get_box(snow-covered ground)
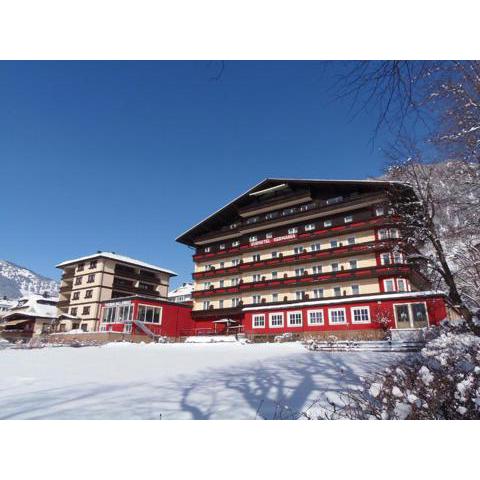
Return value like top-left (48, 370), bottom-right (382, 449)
top-left (0, 342), bottom-right (405, 419)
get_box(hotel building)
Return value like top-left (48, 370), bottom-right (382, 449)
top-left (56, 251), bottom-right (176, 332)
top-left (177, 179), bottom-right (449, 339)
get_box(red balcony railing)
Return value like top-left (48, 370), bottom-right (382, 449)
top-left (192, 264), bottom-right (412, 299)
top-left (193, 215), bottom-right (398, 262)
top-left (193, 239), bottom-right (401, 280)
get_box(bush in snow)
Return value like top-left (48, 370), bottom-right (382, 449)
top-left (331, 323), bottom-right (480, 419)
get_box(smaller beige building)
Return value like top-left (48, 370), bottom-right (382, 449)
top-left (56, 251), bottom-right (177, 332)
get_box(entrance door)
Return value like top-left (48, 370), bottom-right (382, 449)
top-left (395, 303), bottom-right (429, 329)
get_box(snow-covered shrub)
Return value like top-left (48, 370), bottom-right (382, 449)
top-left (334, 324), bottom-right (480, 419)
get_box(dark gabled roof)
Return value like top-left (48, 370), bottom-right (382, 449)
top-left (176, 177), bottom-right (409, 247)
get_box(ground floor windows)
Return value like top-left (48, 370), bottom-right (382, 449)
top-left (138, 304), bottom-right (162, 324)
top-left (351, 306), bottom-right (371, 323)
top-left (307, 310), bottom-right (324, 326)
top-left (394, 303), bottom-right (428, 329)
top-left (288, 311), bottom-right (303, 327)
top-left (252, 314), bottom-right (265, 328)
top-left (328, 308), bottom-right (346, 324)
top-left (269, 312), bottom-right (284, 328)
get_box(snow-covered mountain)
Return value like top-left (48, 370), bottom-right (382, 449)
top-left (0, 260), bottom-right (59, 300)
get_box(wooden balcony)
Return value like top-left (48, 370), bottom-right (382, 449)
top-left (192, 264), bottom-right (413, 299)
top-left (193, 216), bottom-right (397, 262)
top-left (193, 239), bottom-right (401, 280)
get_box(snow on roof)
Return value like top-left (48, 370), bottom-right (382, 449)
top-left (3, 295), bottom-right (58, 320)
top-left (243, 291), bottom-right (446, 312)
top-left (168, 282), bottom-right (194, 297)
top-left (56, 252), bottom-right (177, 276)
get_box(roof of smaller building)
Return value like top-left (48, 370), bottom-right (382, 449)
top-left (56, 251), bottom-right (177, 276)
top-left (2, 294), bottom-right (58, 321)
top-left (168, 282), bottom-right (194, 297)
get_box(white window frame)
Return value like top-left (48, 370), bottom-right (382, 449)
top-left (305, 223), bottom-right (315, 231)
top-left (137, 304), bottom-right (163, 324)
top-left (344, 215), bottom-right (353, 223)
top-left (288, 227), bottom-right (298, 234)
top-left (266, 232), bottom-right (273, 239)
top-left (351, 284), bottom-right (360, 296)
top-left (328, 308), bottom-right (347, 325)
top-left (393, 302), bottom-right (430, 329)
top-left (252, 314), bottom-right (265, 329)
top-left (351, 306), bottom-right (371, 324)
top-left (311, 243), bottom-right (321, 252)
top-left (375, 206), bottom-right (385, 216)
top-left (307, 309), bottom-right (324, 326)
top-left (249, 235), bottom-right (258, 242)
top-left (232, 240), bottom-right (240, 247)
top-left (324, 219), bottom-right (332, 227)
top-left (397, 278), bottom-right (409, 292)
top-left (252, 295), bottom-right (261, 304)
top-left (269, 312), bottom-right (284, 328)
top-left (383, 278), bottom-right (396, 292)
top-left (313, 288), bottom-right (324, 299)
top-left (287, 311), bottom-right (303, 327)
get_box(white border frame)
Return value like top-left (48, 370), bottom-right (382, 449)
top-left (307, 309), bottom-right (324, 326)
top-left (252, 313), bottom-right (266, 329)
top-left (287, 310), bottom-right (303, 327)
top-left (328, 307), bottom-right (347, 325)
top-left (268, 312), bottom-right (284, 328)
top-left (137, 303), bottom-right (163, 325)
top-left (351, 305), bottom-right (371, 324)
top-left (393, 301), bottom-right (430, 329)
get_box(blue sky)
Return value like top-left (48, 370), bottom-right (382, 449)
top-left (0, 61), bottom-right (390, 286)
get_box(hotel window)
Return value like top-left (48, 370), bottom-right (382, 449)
top-left (82, 306), bottom-right (90, 315)
top-left (344, 215), bottom-right (353, 223)
top-left (118, 305), bottom-right (133, 323)
top-left (351, 306), bottom-right (370, 323)
top-left (269, 313), bottom-right (284, 328)
top-left (311, 243), bottom-right (321, 252)
top-left (331, 263), bottom-right (339, 272)
top-left (204, 247), bottom-right (211, 253)
top-left (252, 314), bottom-right (265, 328)
top-left (77, 263), bottom-right (85, 272)
top-left (70, 307), bottom-right (77, 316)
top-left (384, 279), bottom-right (395, 292)
top-left (271, 251), bottom-right (278, 258)
top-left (378, 229), bottom-right (388, 240)
top-left (232, 259), bottom-right (240, 266)
top-left (295, 291), bottom-right (304, 300)
top-left (81, 324), bottom-right (88, 332)
top-left (333, 286), bottom-right (341, 296)
top-left (265, 212), bottom-right (275, 220)
top-left (266, 232), bottom-right (273, 239)
top-left (219, 261), bottom-right (225, 269)
top-left (231, 278), bottom-right (240, 286)
top-left (288, 311), bottom-right (303, 327)
top-left (351, 284), bottom-right (360, 295)
top-left (249, 235), bottom-right (258, 242)
top-left (324, 219), bottom-right (332, 227)
top-left (229, 223), bottom-right (238, 230)
top-left (103, 306), bottom-right (115, 323)
top-left (390, 228), bottom-right (400, 238)
top-left (272, 293), bottom-right (279, 302)
top-left (252, 274), bottom-right (261, 282)
top-left (288, 227), bottom-right (298, 234)
top-left (87, 274), bottom-right (95, 283)
top-left (219, 244), bottom-right (225, 250)
top-left (72, 291), bottom-right (80, 300)
top-left (75, 277), bottom-right (82, 286)
top-left (219, 280), bottom-right (224, 288)
top-left (252, 254), bottom-right (260, 262)
top-left (375, 206), bottom-right (385, 216)
top-left (349, 260), bottom-right (358, 270)
top-left (232, 240), bottom-right (240, 247)
top-left (219, 300), bottom-right (224, 309)
top-left (305, 223), bottom-right (315, 231)
top-left (89, 260), bottom-right (97, 269)
top-left (347, 236), bottom-right (355, 245)
top-left (308, 310), bottom-right (324, 326)
top-left (203, 282), bottom-right (211, 290)
top-left (294, 246), bottom-right (304, 254)
top-left (397, 278), bottom-right (408, 292)
top-left (138, 305), bottom-right (162, 324)
top-left (203, 301), bottom-right (210, 310)
top-left (312, 265), bottom-right (322, 274)
top-left (204, 264), bottom-right (212, 272)
top-left (326, 196), bottom-right (343, 205)
top-left (85, 289), bottom-right (93, 299)
top-left (232, 298), bottom-right (241, 307)
top-left (295, 268), bottom-right (305, 277)
top-left (313, 288), bottom-right (324, 299)
top-left (271, 271), bottom-right (278, 279)
top-left (330, 240), bottom-right (338, 248)
top-left (253, 295), bottom-right (261, 304)
top-left (328, 308), bottom-right (346, 324)
top-left (393, 252), bottom-right (404, 264)
top-left (381, 253), bottom-right (391, 265)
